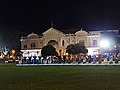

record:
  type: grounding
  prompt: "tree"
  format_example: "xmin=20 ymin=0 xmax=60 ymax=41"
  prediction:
xmin=66 ymin=44 xmax=88 ymax=61
xmin=1 ymin=46 xmax=17 ymax=60
xmin=75 ymin=44 xmax=88 ymax=54
xmin=66 ymin=44 xmax=76 ymax=55
xmin=2 ymin=46 xmax=9 ymax=56
xmin=66 ymin=44 xmax=88 ymax=55
xmin=41 ymin=45 xmax=58 ymax=57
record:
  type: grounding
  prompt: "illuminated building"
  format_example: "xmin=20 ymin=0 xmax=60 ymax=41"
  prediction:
xmin=20 ymin=27 xmax=119 ymax=57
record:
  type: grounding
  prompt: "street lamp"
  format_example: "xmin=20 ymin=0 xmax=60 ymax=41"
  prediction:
xmin=12 ymin=50 xmax=15 ymax=54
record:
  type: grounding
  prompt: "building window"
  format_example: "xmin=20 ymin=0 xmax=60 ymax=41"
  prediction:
xmin=66 ymin=39 xmax=70 ymax=44
xmin=62 ymin=40 xmax=64 ymax=46
xmin=72 ymin=40 xmax=74 ymax=42
xmin=93 ymin=40 xmax=97 ymax=46
xmin=79 ymin=40 xmax=85 ymax=46
xmin=23 ymin=45 xmax=27 ymax=49
xmin=31 ymin=42 xmax=36 ymax=48
xmin=72 ymin=40 xmax=75 ymax=44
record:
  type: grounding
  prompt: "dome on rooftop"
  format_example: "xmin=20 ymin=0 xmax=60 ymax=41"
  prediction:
xmin=27 ymin=32 xmax=39 ymax=39
xmin=75 ymin=29 xmax=88 ymax=35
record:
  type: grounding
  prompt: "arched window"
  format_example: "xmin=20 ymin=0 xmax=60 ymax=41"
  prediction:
xmin=93 ymin=40 xmax=97 ymax=46
xmin=62 ymin=40 xmax=64 ymax=46
xmin=31 ymin=42 xmax=36 ymax=48
xmin=79 ymin=40 xmax=85 ymax=46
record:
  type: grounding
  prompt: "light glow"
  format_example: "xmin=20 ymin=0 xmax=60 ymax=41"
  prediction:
xmin=100 ymin=40 xmax=109 ymax=48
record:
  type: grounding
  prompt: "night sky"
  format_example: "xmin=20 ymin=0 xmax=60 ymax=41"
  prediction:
xmin=0 ymin=0 xmax=120 ymax=50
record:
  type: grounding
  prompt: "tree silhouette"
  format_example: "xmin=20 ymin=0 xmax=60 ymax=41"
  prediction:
xmin=41 ymin=45 xmax=58 ymax=57
xmin=66 ymin=44 xmax=88 ymax=55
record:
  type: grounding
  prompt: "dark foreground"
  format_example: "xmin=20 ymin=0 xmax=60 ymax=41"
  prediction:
xmin=0 ymin=63 xmax=120 ymax=90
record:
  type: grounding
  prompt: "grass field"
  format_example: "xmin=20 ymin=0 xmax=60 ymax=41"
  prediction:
xmin=0 ymin=64 xmax=120 ymax=90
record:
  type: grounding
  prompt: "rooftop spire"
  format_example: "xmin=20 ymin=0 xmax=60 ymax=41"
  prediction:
xmin=81 ymin=28 xmax=83 ymax=31
xmin=51 ymin=20 xmax=54 ymax=27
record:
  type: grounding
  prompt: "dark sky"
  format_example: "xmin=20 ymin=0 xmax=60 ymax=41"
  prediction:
xmin=0 ymin=0 xmax=120 ymax=50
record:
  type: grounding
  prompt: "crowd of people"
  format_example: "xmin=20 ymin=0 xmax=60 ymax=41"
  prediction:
xmin=19 ymin=53 xmax=120 ymax=64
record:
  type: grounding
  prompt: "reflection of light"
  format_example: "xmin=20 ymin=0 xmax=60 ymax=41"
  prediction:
xmin=100 ymin=40 xmax=109 ymax=48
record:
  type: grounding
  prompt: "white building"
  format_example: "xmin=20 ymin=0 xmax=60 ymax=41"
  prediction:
xmin=20 ymin=27 xmax=119 ymax=57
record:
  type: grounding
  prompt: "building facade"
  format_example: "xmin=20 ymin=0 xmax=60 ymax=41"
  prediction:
xmin=20 ymin=27 xmax=119 ymax=57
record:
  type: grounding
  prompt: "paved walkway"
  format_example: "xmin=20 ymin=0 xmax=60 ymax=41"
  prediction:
xmin=16 ymin=63 xmax=120 ymax=66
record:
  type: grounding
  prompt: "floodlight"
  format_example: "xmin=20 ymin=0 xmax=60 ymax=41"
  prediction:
xmin=100 ymin=40 xmax=109 ymax=48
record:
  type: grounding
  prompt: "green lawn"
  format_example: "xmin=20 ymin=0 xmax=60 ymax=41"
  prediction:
xmin=0 ymin=64 xmax=120 ymax=90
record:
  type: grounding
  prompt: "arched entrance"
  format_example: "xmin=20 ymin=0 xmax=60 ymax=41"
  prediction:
xmin=47 ymin=40 xmax=59 ymax=49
